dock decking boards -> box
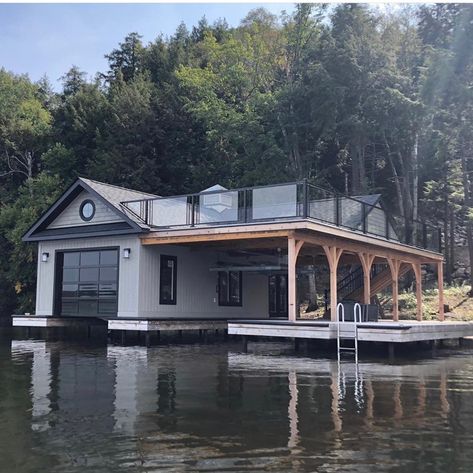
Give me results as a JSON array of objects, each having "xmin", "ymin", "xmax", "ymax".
[{"xmin": 228, "ymin": 319, "xmax": 473, "ymax": 343}]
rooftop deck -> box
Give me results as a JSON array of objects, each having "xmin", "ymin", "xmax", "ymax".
[{"xmin": 121, "ymin": 181, "xmax": 442, "ymax": 253}]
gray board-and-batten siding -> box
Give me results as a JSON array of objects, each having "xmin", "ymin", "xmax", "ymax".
[{"xmin": 36, "ymin": 237, "xmax": 268, "ymax": 320}]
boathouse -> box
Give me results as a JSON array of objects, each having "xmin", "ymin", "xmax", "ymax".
[{"xmin": 15, "ymin": 177, "xmax": 466, "ymax": 344}]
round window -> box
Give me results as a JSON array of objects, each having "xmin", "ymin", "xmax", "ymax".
[{"xmin": 79, "ymin": 199, "xmax": 95, "ymax": 221}]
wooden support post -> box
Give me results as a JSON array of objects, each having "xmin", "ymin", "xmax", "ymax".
[
  {"xmin": 323, "ymin": 245, "xmax": 343, "ymax": 321},
  {"xmin": 242, "ymin": 336, "xmax": 248, "ymax": 353},
  {"xmin": 387, "ymin": 258, "xmax": 402, "ymax": 322},
  {"xmin": 412, "ymin": 263, "xmax": 423, "ymax": 321},
  {"xmin": 358, "ymin": 252, "xmax": 375, "ymax": 304},
  {"xmin": 438, "ymin": 261, "xmax": 445, "ymax": 321},
  {"xmin": 288, "ymin": 236, "xmax": 304, "ymax": 322}
]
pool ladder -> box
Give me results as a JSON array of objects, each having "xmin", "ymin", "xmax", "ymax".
[{"xmin": 337, "ymin": 302, "xmax": 362, "ymax": 363}]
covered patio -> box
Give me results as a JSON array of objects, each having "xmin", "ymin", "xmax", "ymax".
[{"xmin": 141, "ymin": 218, "xmax": 445, "ymax": 324}]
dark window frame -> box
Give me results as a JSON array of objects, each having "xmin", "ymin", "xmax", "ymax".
[
  {"xmin": 218, "ymin": 271, "xmax": 242, "ymax": 307},
  {"xmin": 159, "ymin": 255, "xmax": 177, "ymax": 305},
  {"xmin": 79, "ymin": 199, "xmax": 96, "ymax": 222}
]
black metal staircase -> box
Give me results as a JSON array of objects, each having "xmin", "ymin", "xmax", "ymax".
[{"xmin": 337, "ymin": 264, "xmax": 385, "ymax": 300}]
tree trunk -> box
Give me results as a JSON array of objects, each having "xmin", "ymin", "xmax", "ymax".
[
  {"xmin": 449, "ymin": 206, "xmax": 455, "ymax": 281},
  {"xmin": 412, "ymin": 132, "xmax": 419, "ymax": 242},
  {"xmin": 460, "ymin": 141, "xmax": 473, "ymax": 294},
  {"xmin": 383, "ymin": 133, "xmax": 405, "ymax": 217}
]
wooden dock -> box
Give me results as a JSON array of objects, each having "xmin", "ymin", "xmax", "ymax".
[
  {"xmin": 12, "ymin": 315, "xmax": 228, "ymax": 334},
  {"xmin": 228, "ymin": 319, "xmax": 473, "ymax": 343},
  {"xmin": 107, "ymin": 318, "xmax": 228, "ymax": 332}
]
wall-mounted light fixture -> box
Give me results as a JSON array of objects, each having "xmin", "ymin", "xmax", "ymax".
[
  {"xmin": 123, "ymin": 248, "xmax": 131, "ymax": 259},
  {"xmin": 41, "ymin": 252, "xmax": 49, "ymax": 262}
]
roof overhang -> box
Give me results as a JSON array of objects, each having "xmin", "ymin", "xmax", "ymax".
[{"xmin": 140, "ymin": 220, "xmax": 443, "ymax": 264}]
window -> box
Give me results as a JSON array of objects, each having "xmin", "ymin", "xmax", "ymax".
[
  {"xmin": 160, "ymin": 255, "xmax": 177, "ymax": 304},
  {"xmin": 79, "ymin": 199, "xmax": 96, "ymax": 221},
  {"xmin": 218, "ymin": 271, "xmax": 242, "ymax": 306}
]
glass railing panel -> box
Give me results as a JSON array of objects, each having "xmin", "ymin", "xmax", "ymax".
[
  {"xmin": 149, "ymin": 196, "xmax": 189, "ymax": 227},
  {"xmin": 197, "ymin": 190, "xmax": 239, "ymax": 224},
  {"xmin": 308, "ymin": 185, "xmax": 337, "ymax": 224},
  {"xmin": 390, "ymin": 214, "xmax": 407, "ymax": 244},
  {"xmin": 409, "ymin": 220, "xmax": 424, "ymax": 247},
  {"xmin": 340, "ymin": 197, "xmax": 364, "ymax": 231},
  {"xmin": 251, "ymin": 184, "xmax": 298, "ymax": 220},
  {"xmin": 122, "ymin": 201, "xmax": 145, "ymax": 221},
  {"xmin": 366, "ymin": 205, "xmax": 387, "ymax": 238},
  {"xmin": 426, "ymin": 226, "xmax": 440, "ymax": 251}
]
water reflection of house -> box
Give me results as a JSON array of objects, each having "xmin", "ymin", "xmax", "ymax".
[
  {"xmin": 10, "ymin": 338, "xmax": 473, "ymax": 471},
  {"xmin": 11, "ymin": 340, "xmax": 53, "ymax": 432}
]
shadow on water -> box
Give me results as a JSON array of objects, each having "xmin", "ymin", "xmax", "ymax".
[{"xmin": 1, "ymin": 330, "xmax": 473, "ymax": 472}]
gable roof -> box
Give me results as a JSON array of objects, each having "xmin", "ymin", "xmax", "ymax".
[
  {"xmin": 340, "ymin": 193, "xmax": 384, "ymax": 230},
  {"xmin": 200, "ymin": 184, "xmax": 228, "ymax": 193},
  {"xmin": 353, "ymin": 194, "xmax": 382, "ymax": 208},
  {"xmin": 23, "ymin": 177, "xmax": 157, "ymax": 242},
  {"xmin": 79, "ymin": 178, "xmax": 159, "ymax": 228}
]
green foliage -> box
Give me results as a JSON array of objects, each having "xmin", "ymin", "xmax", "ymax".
[{"xmin": 0, "ymin": 173, "xmax": 63, "ymax": 313}]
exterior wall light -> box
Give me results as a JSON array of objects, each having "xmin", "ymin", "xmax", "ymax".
[
  {"xmin": 123, "ymin": 248, "xmax": 131, "ymax": 259},
  {"xmin": 41, "ymin": 252, "xmax": 49, "ymax": 262}
]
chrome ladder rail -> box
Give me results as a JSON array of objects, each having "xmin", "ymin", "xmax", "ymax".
[{"xmin": 337, "ymin": 302, "xmax": 361, "ymax": 363}]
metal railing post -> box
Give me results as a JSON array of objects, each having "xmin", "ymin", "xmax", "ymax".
[
  {"xmin": 438, "ymin": 228, "xmax": 442, "ymax": 253},
  {"xmin": 190, "ymin": 195, "xmax": 195, "ymax": 227},
  {"xmin": 335, "ymin": 194, "xmax": 340, "ymax": 226},
  {"xmin": 362, "ymin": 203, "xmax": 367, "ymax": 233},
  {"xmin": 422, "ymin": 223, "xmax": 427, "ymax": 249},
  {"xmin": 243, "ymin": 189, "xmax": 248, "ymax": 223},
  {"xmin": 302, "ymin": 179, "xmax": 308, "ymax": 219}
]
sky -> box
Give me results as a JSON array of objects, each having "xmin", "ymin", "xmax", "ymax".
[{"xmin": 0, "ymin": 3, "xmax": 294, "ymax": 89}]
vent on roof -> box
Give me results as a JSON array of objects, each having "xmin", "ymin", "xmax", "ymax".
[
  {"xmin": 202, "ymin": 192, "xmax": 233, "ymax": 213},
  {"xmin": 201, "ymin": 184, "xmax": 232, "ymax": 213}
]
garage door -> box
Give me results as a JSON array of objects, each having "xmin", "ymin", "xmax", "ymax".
[{"xmin": 56, "ymin": 249, "xmax": 119, "ymax": 317}]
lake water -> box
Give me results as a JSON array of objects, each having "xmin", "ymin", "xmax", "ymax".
[{"xmin": 1, "ymin": 333, "xmax": 473, "ymax": 472}]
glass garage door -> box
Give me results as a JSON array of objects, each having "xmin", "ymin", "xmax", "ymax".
[{"xmin": 57, "ymin": 249, "xmax": 119, "ymax": 317}]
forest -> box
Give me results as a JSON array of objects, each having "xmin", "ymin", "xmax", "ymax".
[{"xmin": 0, "ymin": 3, "xmax": 472, "ymax": 318}]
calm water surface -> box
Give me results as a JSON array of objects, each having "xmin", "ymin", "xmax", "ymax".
[{"xmin": 1, "ymin": 333, "xmax": 473, "ymax": 472}]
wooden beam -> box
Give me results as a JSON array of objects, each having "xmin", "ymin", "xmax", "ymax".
[
  {"xmin": 141, "ymin": 229, "xmax": 290, "ymax": 245},
  {"xmin": 387, "ymin": 258, "xmax": 401, "ymax": 322},
  {"xmin": 358, "ymin": 252, "xmax": 376, "ymax": 304},
  {"xmin": 323, "ymin": 245, "xmax": 343, "ymax": 321},
  {"xmin": 140, "ymin": 220, "xmax": 442, "ymax": 262},
  {"xmin": 293, "ymin": 230, "xmax": 435, "ymax": 266},
  {"xmin": 438, "ymin": 261, "xmax": 445, "ymax": 321},
  {"xmin": 288, "ymin": 237, "xmax": 304, "ymax": 322},
  {"xmin": 412, "ymin": 263, "xmax": 423, "ymax": 321}
]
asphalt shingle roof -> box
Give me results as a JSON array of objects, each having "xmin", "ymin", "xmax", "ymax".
[{"xmin": 79, "ymin": 177, "xmax": 159, "ymax": 229}]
